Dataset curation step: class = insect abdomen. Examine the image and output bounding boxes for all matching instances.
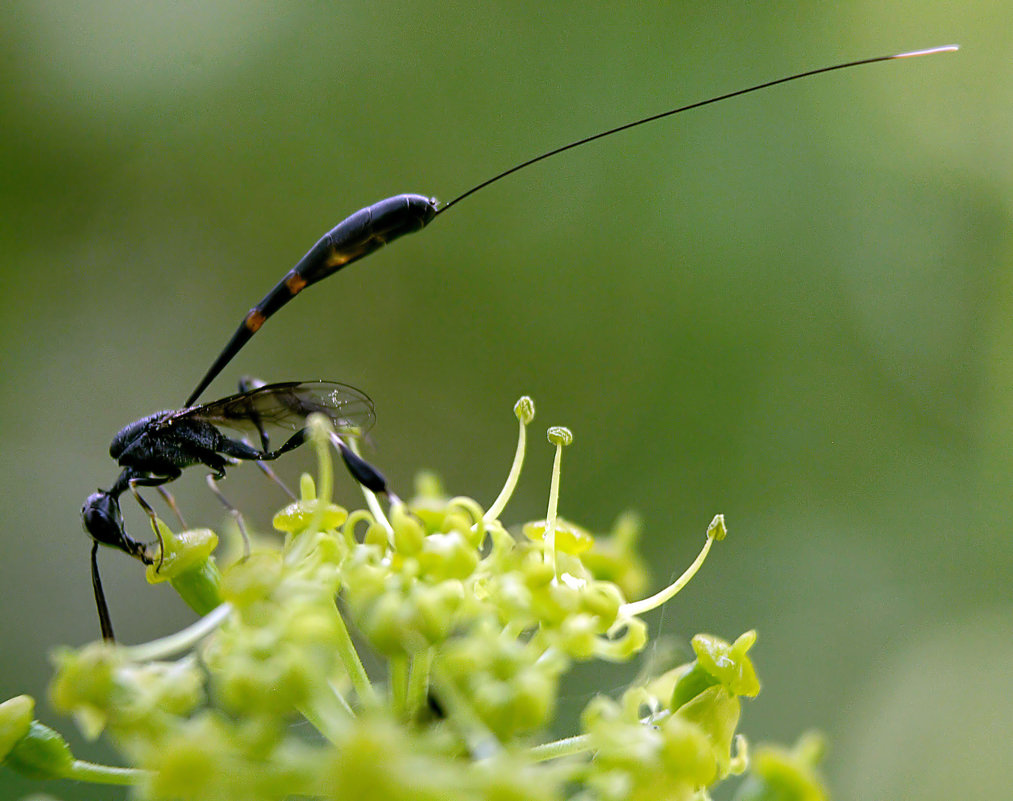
[299,193,437,282]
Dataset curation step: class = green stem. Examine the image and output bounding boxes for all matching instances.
[619,532,716,619]
[545,439,563,579]
[306,417,335,541]
[66,759,147,785]
[122,602,232,661]
[527,709,672,763]
[298,682,352,745]
[406,649,433,720]
[170,558,224,616]
[483,411,528,522]
[527,732,593,762]
[331,600,376,708]
[389,654,409,718]
[430,665,501,759]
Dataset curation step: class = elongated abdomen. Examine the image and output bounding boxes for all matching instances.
[185,194,438,407]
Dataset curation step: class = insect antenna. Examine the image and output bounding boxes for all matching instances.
[435,45,958,216]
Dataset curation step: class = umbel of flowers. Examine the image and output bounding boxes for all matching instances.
[1,397,829,801]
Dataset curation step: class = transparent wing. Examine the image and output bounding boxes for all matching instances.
[169,380,375,437]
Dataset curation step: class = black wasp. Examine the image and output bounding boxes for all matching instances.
[81,46,955,640]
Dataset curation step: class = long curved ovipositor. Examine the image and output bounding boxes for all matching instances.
[184,45,957,407]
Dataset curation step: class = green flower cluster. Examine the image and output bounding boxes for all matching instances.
[2,397,829,800]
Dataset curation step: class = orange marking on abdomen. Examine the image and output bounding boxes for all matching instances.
[326,249,351,268]
[245,310,266,332]
[285,273,307,294]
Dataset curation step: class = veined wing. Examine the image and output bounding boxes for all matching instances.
[170,380,375,437]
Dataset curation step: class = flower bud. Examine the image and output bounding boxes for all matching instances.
[0,695,34,761]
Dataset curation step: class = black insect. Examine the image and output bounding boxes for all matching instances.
[83,380,383,640]
[82,46,955,640]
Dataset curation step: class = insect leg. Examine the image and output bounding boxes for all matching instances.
[127,473,179,568]
[229,377,297,497]
[216,436,274,462]
[156,486,189,529]
[230,376,296,496]
[91,541,116,642]
[330,433,392,498]
[205,474,251,559]
[266,428,307,459]
[253,459,297,500]
[215,429,306,465]
[237,376,271,451]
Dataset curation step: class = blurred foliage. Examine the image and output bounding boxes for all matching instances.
[0,2,1009,799]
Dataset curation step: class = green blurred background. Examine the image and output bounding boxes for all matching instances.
[1,2,1009,798]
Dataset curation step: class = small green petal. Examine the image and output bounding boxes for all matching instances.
[417,532,479,580]
[579,581,623,627]
[144,526,218,583]
[0,695,34,761]
[391,506,425,555]
[414,581,465,643]
[676,685,741,779]
[580,512,649,599]
[221,551,284,608]
[670,662,720,711]
[137,522,223,615]
[273,499,348,533]
[658,714,719,788]
[48,645,118,739]
[363,522,389,547]
[557,614,599,659]
[691,631,761,698]
[734,732,829,801]
[523,518,594,554]
[594,617,648,661]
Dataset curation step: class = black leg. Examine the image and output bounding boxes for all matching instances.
[238,376,271,451]
[330,434,391,497]
[268,428,307,459]
[216,435,272,462]
[206,474,251,559]
[216,428,305,465]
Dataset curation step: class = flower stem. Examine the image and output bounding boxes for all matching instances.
[527,732,593,762]
[121,602,232,662]
[389,653,409,718]
[406,648,433,719]
[330,600,377,708]
[298,683,352,745]
[619,531,716,618]
[484,399,532,521]
[66,759,147,785]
